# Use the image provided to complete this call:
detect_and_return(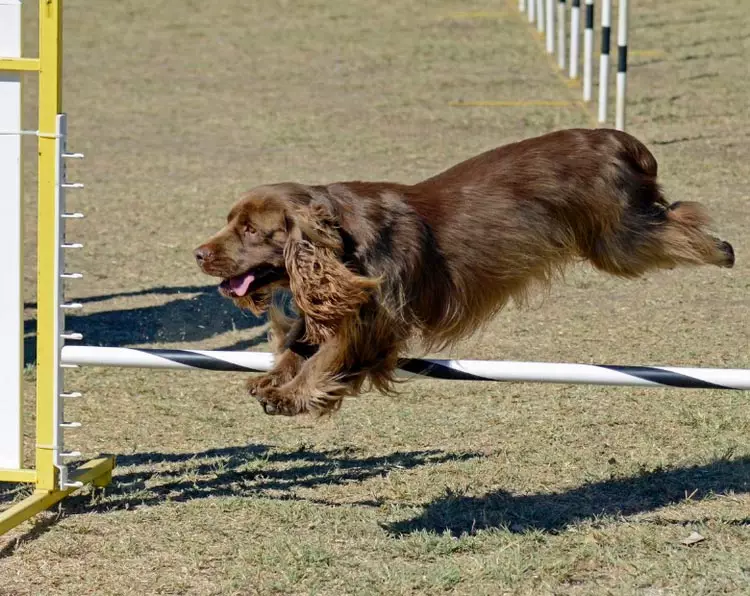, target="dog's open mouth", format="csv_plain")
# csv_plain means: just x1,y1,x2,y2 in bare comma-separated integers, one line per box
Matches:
219,266,284,298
